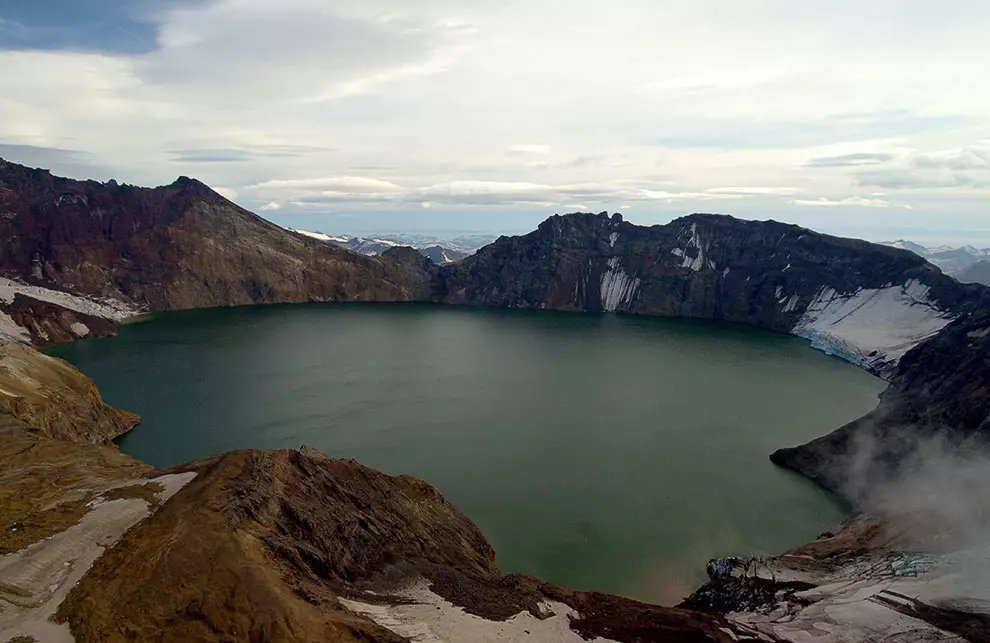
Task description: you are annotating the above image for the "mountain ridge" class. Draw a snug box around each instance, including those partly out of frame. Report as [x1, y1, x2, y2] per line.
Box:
[880, 238, 990, 275]
[955, 259, 990, 285]
[0, 158, 435, 345]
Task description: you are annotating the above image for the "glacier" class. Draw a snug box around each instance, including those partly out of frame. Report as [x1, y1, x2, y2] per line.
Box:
[791, 279, 957, 377]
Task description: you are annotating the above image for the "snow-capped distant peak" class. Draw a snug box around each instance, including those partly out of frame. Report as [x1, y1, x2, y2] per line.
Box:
[879, 239, 990, 276]
[290, 229, 350, 243]
[887, 239, 928, 254]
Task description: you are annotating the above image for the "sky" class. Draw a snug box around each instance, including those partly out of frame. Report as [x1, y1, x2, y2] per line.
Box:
[0, 0, 988, 244]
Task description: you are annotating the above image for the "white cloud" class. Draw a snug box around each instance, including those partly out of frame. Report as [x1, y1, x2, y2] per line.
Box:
[143, 0, 470, 105]
[705, 187, 800, 196]
[213, 186, 238, 201]
[252, 177, 404, 194]
[0, 0, 987, 235]
[249, 177, 802, 208]
[259, 202, 281, 211]
[506, 144, 552, 156]
[791, 196, 913, 209]
[854, 143, 990, 190]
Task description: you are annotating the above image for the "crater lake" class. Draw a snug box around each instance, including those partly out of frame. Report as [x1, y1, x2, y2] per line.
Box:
[49, 303, 886, 604]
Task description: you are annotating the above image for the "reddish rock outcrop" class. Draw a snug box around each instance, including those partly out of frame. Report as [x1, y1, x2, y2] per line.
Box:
[0, 159, 434, 315]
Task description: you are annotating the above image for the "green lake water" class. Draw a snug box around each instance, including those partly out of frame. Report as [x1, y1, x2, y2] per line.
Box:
[49, 303, 885, 604]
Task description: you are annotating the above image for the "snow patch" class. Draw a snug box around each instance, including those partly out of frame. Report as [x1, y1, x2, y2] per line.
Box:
[0, 472, 196, 643]
[70, 322, 90, 337]
[674, 223, 713, 272]
[600, 257, 640, 312]
[0, 310, 30, 342]
[608, 232, 619, 248]
[294, 229, 334, 241]
[782, 295, 800, 313]
[339, 579, 618, 643]
[291, 229, 352, 243]
[792, 279, 956, 375]
[0, 278, 138, 323]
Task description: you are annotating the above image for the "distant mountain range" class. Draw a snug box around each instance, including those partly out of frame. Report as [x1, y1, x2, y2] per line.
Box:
[955, 260, 990, 285]
[880, 239, 990, 283]
[288, 229, 496, 264]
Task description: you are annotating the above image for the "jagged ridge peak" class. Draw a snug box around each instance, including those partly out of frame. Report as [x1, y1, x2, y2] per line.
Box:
[164, 174, 221, 199]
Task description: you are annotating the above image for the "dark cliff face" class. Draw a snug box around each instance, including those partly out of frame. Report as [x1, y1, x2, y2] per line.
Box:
[438, 211, 969, 323]
[438, 212, 978, 372]
[0, 159, 435, 314]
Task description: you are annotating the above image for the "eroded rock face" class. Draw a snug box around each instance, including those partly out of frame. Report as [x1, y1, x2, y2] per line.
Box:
[1, 294, 120, 345]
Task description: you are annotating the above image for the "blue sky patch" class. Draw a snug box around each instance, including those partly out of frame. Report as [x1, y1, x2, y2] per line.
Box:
[0, 0, 202, 54]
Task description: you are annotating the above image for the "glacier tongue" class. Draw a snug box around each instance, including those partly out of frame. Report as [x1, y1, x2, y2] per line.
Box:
[792, 279, 956, 377]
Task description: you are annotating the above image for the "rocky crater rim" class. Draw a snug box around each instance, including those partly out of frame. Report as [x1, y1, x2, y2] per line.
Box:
[1, 160, 989, 641]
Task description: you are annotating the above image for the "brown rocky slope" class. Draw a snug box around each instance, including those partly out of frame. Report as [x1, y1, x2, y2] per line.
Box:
[0, 158, 434, 344]
[0, 340, 138, 444]
[57, 447, 741, 643]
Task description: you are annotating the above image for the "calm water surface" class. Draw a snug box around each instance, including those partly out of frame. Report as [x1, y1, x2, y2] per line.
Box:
[50, 303, 885, 604]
